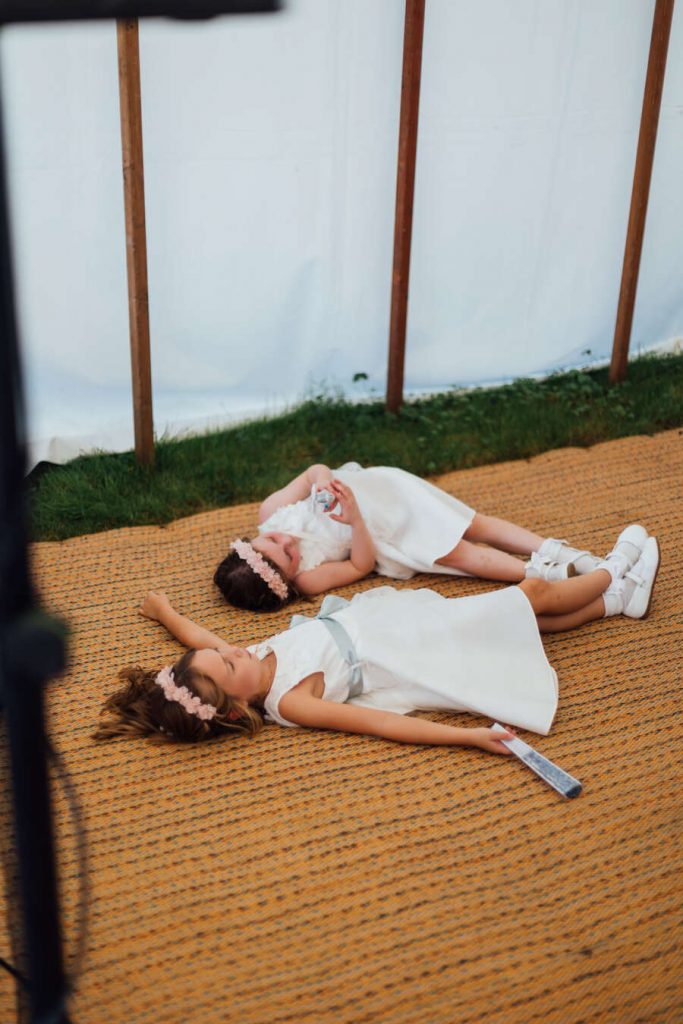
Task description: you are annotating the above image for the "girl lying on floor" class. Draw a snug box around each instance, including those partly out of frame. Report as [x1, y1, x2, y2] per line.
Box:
[95, 526, 659, 755]
[213, 463, 615, 612]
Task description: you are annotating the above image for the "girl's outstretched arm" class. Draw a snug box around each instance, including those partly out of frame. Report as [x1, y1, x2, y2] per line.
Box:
[140, 591, 248, 653]
[279, 687, 515, 755]
[258, 464, 333, 523]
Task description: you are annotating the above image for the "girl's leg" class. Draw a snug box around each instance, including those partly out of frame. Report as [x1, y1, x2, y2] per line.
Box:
[436, 539, 526, 582]
[519, 569, 611, 617]
[463, 513, 545, 556]
[464, 513, 605, 575]
[536, 598, 605, 633]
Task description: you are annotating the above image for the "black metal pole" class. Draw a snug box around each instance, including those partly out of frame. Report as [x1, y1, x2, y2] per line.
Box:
[0, 5, 280, 1021]
[0, 70, 71, 1024]
[0, 0, 280, 24]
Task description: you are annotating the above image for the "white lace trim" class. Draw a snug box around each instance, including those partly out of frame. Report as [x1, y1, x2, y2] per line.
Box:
[247, 640, 273, 660]
[259, 500, 351, 573]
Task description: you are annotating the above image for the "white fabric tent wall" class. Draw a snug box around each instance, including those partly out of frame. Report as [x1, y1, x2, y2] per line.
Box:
[0, 0, 681, 468]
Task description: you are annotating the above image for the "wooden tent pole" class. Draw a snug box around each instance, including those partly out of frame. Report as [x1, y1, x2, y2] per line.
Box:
[609, 0, 675, 385]
[386, 0, 426, 413]
[117, 18, 154, 465]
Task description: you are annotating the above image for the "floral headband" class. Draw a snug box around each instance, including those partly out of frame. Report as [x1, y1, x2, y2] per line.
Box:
[155, 666, 217, 721]
[230, 539, 289, 600]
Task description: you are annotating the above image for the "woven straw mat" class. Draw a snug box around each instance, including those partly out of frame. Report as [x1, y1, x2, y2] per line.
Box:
[1, 430, 681, 1024]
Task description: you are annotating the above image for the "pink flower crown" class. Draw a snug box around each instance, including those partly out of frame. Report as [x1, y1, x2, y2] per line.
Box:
[155, 666, 217, 721]
[230, 539, 289, 600]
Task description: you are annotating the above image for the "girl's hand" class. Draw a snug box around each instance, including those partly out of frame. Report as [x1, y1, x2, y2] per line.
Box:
[326, 479, 362, 526]
[465, 726, 516, 755]
[139, 591, 172, 623]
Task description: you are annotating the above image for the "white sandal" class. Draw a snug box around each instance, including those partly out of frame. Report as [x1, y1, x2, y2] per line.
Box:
[601, 524, 649, 580]
[538, 538, 600, 574]
[525, 552, 576, 581]
[603, 536, 660, 619]
[623, 537, 660, 619]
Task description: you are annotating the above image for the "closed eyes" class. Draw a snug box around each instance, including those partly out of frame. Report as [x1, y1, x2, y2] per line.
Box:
[214, 647, 234, 672]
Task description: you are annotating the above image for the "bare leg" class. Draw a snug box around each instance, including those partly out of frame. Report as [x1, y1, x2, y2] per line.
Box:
[537, 598, 605, 632]
[519, 570, 611, 617]
[463, 513, 545, 555]
[436, 539, 525, 582]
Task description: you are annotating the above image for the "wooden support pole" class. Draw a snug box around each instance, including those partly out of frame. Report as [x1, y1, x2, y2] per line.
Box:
[609, 0, 675, 385]
[117, 18, 154, 465]
[386, 0, 426, 413]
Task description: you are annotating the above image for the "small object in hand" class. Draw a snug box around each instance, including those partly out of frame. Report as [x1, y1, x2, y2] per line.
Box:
[491, 723, 582, 799]
[310, 485, 336, 514]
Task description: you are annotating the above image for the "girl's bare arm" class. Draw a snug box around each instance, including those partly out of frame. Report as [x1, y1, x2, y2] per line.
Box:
[139, 592, 250, 653]
[259, 464, 333, 523]
[279, 685, 515, 755]
[295, 559, 371, 595]
[295, 479, 376, 595]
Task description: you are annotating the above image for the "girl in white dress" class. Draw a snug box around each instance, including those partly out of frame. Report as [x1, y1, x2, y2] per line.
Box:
[96, 528, 659, 753]
[214, 463, 609, 611]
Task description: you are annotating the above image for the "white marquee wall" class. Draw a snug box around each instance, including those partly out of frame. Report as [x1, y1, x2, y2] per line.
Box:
[1, 0, 681, 467]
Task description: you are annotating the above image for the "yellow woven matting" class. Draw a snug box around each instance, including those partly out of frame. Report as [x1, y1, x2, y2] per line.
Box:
[1, 430, 682, 1023]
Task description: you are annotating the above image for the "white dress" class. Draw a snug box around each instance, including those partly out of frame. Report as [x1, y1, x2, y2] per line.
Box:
[258, 464, 476, 579]
[252, 586, 558, 736]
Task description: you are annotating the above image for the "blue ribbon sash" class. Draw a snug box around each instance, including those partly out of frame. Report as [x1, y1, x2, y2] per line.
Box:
[289, 595, 363, 698]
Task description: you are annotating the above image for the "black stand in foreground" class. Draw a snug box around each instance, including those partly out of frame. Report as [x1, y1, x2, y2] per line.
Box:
[0, 3, 279, 1021]
[0, 84, 70, 1022]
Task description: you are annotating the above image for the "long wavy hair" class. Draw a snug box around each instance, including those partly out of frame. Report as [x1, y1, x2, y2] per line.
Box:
[213, 538, 299, 612]
[93, 649, 265, 743]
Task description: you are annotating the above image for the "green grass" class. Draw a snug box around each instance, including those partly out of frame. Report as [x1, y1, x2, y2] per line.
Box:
[28, 352, 683, 541]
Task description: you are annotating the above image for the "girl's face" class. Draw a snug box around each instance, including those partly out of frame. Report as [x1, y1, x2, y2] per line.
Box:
[251, 532, 301, 579]
[191, 646, 264, 703]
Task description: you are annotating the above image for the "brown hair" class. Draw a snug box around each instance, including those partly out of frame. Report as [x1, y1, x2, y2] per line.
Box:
[213, 538, 298, 612]
[93, 649, 265, 743]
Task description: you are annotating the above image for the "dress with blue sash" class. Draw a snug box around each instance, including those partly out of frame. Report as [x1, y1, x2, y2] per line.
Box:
[255, 585, 559, 735]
